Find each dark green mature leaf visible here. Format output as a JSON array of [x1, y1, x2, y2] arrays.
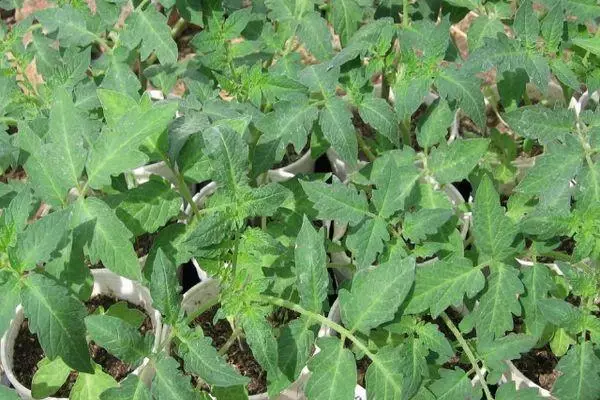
[[100, 375, 152, 400], [472, 176, 518, 264], [553, 341, 600, 400], [295, 216, 328, 313], [428, 368, 480, 400], [329, 0, 363, 46], [300, 178, 370, 225], [365, 346, 407, 400], [149, 248, 181, 324], [19, 124, 71, 207], [402, 208, 452, 243], [346, 217, 389, 269], [495, 383, 544, 400], [541, 4, 564, 52], [121, 7, 178, 64], [513, 0, 539, 48], [31, 357, 71, 399], [503, 106, 574, 145], [85, 315, 152, 364], [405, 257, 485, 317], [468, 15, 504, 51], [298, 13, 334, 61], [86, 102, 177, 189], [477, 334, 536, 370], [36, 6, 97, 47], [22, 273, 92, 373], [394, 76, 432, 122], [474, 264, 524, 340], [429, 139, 489, 185], [358, 97, 399, 146], [100, 48, 142, 99], [371, 154, 420, 219], [277, 319, 314, 383], [339, 255, 415, 334], [177, 325, 250, 387], [152, 355, 198, 400], [417, 99, 453, 149], [239, 183, 291, 218], [72, 197, 141, 281], [0, 271, 21, 336], [203, 125, 249, 194], [14, 209, 71, 271], [520, 264, 554, 337], [436, 68, 485, 127], [538, 298, 584, 333], [320, 97, 358, 168], [48, 88, 87, 187], [111, 177, 182, 236], [305, 337, 356, 400]]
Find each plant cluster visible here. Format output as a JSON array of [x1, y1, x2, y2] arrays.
[[1, 0, 600, 399]]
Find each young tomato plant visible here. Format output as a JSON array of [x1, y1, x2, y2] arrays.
[[1, 0, 600, 398]]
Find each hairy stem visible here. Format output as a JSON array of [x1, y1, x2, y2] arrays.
[[218, 327, 243, 356], [357, 133, 377, 162], [440, 312, 493, 400], [402, 0, 410, 28]]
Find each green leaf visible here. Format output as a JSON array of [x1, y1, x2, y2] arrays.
[[149, 248, 181, 324], [105, 302, 146, 328], [70, 363, 118, 400], [417, 99, 454, 149], [429, 139, 489, 185], [472, 176, 518, 264], [339, 255, 415, 334], [405, 256, 485, 317], [48, 88, 87, 187], [298, 13, 334, 61], [31, 357, 71, 399], [572, 36, 600, 57], [36, 6, 97, 47], [503, 106, 574, 145], [19, 124, 71, 207], [553, 341, 600, 400], [515, 137, 582, 199], [358, 96, 399, 146], [477, 334, 536, 370], [538, 298, 584, 333], [436, 68, 485, 128], [242, 311, 287, 395], [100, 48, 142, 99], [371, 154, 420, 219], [0, 271, 22, 336], [513, 0, 539, 48], [203, 125, 249, 194], [402, 208, 453, 243], [394, 76, 432, 121], [474, 264, 524, 340], [495, 382, 544, 400], [22, 273, 92, 373], [299, 64, 338, 95], [330, 0, 362, 46], [0, 387, 19, 400], [346, 217, 390, 269], [111, 176, 182, 236], [14, 209, 71, 271], [176, 325, 250, 387], [520, 264, 554, 337], [541, 4, 564, 52], [428, 368, 479, 400], [239, 183, 291, 218], [99, 375, 151, 400], [85, 314, 152, 364], [295, 216, 328, 313], [320, 97, 358, 168], [300, 178, 370, 225], [86, 102, 177, 189], [72, 197, 141, 281], [152, 355, 198, 400], [305, 337, 356, 400], [365, 345, 408, 400], [121, 7, 178, 64], [277, 319, 314, 383], [468, 16, 504, 51]]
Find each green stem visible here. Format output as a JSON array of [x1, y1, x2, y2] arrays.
[[0, 117, 18, 126], [440, 312, 494, 400], [400, 118, 411, 147], [218, 327, 243, 356], [402, 0, 410, 28], [260, 295, 379, 365], [357, 133, 377, 162], [135, 0, 150, 11]]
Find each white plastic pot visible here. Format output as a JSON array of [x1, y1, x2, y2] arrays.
[[132, 162, 176, 186], [266, 152, 316, 183], [180, 280, 311, 400], [500, 361, 554, 398], [0, 269, 162, 399]]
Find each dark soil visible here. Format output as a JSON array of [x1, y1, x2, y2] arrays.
[[193, 305, 267, 395], [512, 345, 559, 390], [134, 233, 155, 258], [12, 295, 152, 397], [356, 356, 371, 387]]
